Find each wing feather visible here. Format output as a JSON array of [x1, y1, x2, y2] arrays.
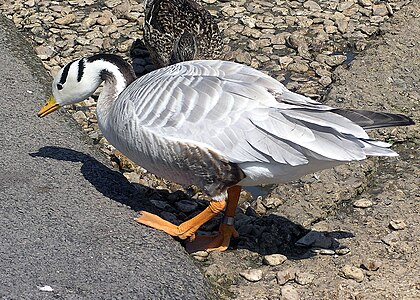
[[118, 60, 378, 166]]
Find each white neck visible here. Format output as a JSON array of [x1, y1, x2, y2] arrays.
[[78, 57, 136, 131], [93, 61, 128, 124]]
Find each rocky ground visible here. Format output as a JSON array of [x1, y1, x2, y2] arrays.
[[1, 0, 418, 299]]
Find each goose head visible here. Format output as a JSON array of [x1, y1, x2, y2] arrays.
[[38, 54, 136, 118]]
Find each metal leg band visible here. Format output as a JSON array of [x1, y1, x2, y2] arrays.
[[222, 215, 235, 226]]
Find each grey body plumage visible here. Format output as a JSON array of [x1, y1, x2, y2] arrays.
[[45, 54, 414, 199]]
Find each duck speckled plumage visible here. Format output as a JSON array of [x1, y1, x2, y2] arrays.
[[143, 0, 223, 67], [38, 54, 414, 252]]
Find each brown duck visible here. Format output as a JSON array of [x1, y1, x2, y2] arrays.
[[143, 0, 223, 67]]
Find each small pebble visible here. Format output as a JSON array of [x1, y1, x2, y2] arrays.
[[149, 199, 168, 210], [253, 197, 267, 215], [372, 4, 389, 16], [281, 285, 300, 300], [192, 255, 208, 262], [55, 14, 76, 25], [335, 247, 351, 255], [263, 254, 288, 266], [353, 198, 373, 208], [261, 196, 284, 209], [361, 259, 382, 271], [325, 55, 347, 67], [386, 3, 394, 15], [35, 45, 55, 60], [159, 211, 180, 225], [276, 268, 296, 285], [295, 231, 333, 248], [389, 219, 407, 230], [72, 111, 87, 124], [37, 285, 53, 292], [191, 251, 209, 262], [191, 250, 209, 258], [295, 272, 315, 285], [239, 269, 263, 282], [358, 0, 372, 7], [319, 76, 332, 86], [303, 0, 321, 12], [381, 231, 400, 246], [311, 248, 335, 255], [340, 265, 364, 282], [123, 171, 140, 183]]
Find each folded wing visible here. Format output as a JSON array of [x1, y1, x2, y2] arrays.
[[121, 60, 400, 167]]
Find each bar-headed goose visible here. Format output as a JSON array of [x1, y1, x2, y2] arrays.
[[38, 54, 414, 252]]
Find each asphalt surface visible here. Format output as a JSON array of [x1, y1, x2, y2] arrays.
[[0, 14, 212, 300]]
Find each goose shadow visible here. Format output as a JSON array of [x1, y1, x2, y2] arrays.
[[30, 146, 158, 213], [30, 146, 354, 258]]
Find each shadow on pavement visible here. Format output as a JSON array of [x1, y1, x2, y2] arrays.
[[30, 146, 156, 213], [30, 146, 354, 258]]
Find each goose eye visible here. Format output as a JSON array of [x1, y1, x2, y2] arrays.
[[57, 83, 63, 90]]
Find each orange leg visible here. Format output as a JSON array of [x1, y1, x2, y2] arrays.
[[185, 185, 241, 253], [136, 199, 226, 240]]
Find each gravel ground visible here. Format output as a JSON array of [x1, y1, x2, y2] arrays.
[[1, 0, 418, 299], [0, 12, 212, 300]]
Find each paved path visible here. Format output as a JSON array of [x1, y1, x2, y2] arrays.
[[0, 14, 211, 300]]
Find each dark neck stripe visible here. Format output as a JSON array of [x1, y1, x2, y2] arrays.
[[100, 69, 113, 82], [77, 59, 85, 82]]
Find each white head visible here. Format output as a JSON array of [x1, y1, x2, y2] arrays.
[[52, 58, 103, 106], [38, 54, 136, 118]]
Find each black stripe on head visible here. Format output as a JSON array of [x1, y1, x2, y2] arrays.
[[77, 58, 85, 82], [59, 62, 72, 85]]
